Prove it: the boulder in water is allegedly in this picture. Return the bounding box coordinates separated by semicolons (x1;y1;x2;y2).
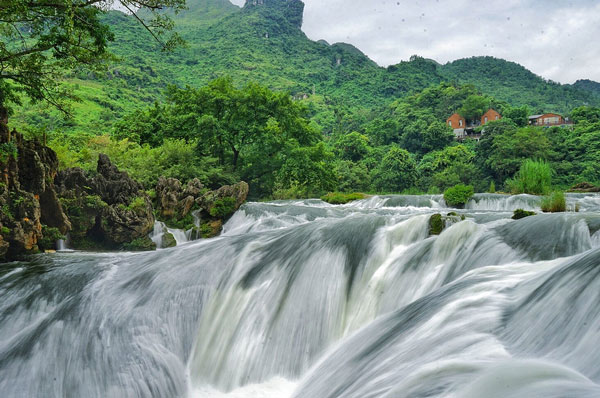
429;214;444;235
512;209;536;220
161;232;177;248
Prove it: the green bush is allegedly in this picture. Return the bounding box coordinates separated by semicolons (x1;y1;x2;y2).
541;191;566;213
489;181;496;193
320;192;367;204
0;142;18;163
209;197;237;218
38;226;65;251
127;196;147;214
507;159;552;195
444;184;474;207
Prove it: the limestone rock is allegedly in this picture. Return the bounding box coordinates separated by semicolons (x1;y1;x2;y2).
56;154;155;250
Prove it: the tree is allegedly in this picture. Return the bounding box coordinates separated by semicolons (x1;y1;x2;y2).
459;95;489;121
335;131;370;161
372;146;418;192
488;126;551;182
504;105;529;127
0;0;185;124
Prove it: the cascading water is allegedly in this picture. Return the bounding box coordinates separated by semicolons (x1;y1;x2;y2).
1;193;600;397
151;221;191;248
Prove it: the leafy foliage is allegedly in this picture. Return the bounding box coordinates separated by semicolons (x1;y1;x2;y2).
0;0;185;119
444;184;474;207
507;159;552;195
320;192;367;204
541;191;567;213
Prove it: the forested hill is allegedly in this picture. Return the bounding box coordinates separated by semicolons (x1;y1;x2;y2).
13;0;600;133
572;79;600;98
437;57;600;113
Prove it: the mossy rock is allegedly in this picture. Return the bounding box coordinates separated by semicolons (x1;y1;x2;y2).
122;236;156;251
512;209;536;220
429;214;444;236
200;220;223;238
161;232;177;248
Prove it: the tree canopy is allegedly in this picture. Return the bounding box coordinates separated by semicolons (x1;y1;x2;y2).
0;0;185;120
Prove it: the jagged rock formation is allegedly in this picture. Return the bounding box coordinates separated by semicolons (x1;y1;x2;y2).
56;154;155;250
155;177;249;238
0;124;70;260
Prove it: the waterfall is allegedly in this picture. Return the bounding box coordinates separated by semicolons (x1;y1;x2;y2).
1;193;600;397
150;221;190;249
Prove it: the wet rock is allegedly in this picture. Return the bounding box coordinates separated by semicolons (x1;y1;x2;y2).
429;214;444;236
570;182;600;192
512;209;537;220
161;232;177;248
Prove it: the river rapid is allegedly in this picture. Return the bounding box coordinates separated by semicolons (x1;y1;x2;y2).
1;193;600;397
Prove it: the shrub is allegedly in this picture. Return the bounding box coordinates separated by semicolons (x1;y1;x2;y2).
541;191;566;213
0;142;18;163
512;209;536;220
507;159;552;195
38;226;65;251
444;184;474;207
489;181;496;193
209;197;237;218
127;196;147;214
321;192;367;204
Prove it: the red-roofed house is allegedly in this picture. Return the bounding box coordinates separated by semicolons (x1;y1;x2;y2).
446;113;467;138
481;109;501;125
528;113;568;126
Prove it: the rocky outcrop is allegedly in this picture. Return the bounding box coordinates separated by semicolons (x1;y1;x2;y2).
570;182;600;192
0;124;70;260
56;155;155;250
155;177;249;239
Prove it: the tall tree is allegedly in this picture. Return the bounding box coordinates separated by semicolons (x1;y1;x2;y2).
0;0;185;125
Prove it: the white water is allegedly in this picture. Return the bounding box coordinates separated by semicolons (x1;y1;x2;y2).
151;221;191;248
1;193;600;397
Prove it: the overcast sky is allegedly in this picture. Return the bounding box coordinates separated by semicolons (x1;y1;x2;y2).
230;0;600;84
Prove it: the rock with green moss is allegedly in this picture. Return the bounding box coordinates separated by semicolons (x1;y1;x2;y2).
429;214;444;235
0;126;70;260
161;232;177;248
512;209;536;220
56;155;155;250
122;236;157;251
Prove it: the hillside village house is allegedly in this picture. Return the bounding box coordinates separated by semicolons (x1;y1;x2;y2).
528;113;572;127
446;108;501;139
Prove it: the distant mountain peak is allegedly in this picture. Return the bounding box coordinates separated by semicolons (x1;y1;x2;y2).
244;0;304;28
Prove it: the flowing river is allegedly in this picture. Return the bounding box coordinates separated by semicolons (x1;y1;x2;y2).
1;193;600;397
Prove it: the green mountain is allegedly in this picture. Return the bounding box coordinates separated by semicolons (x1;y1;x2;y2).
436;56;598;113
12;0;600;134
572;79;600;98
